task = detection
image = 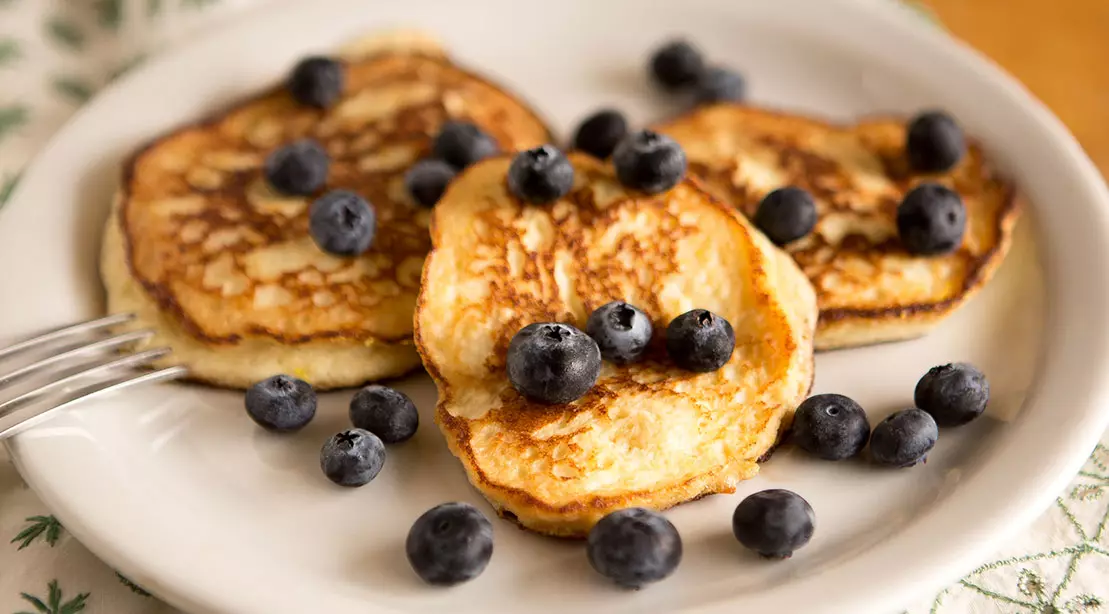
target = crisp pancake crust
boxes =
[655,104,1020,350]
[103,34,551,389]
[415,154,817,537]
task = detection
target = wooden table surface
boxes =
[922,0,1109,175]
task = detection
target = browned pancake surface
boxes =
[121,51,551,348]
[656,104,1019,349]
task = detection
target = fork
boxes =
[0,313,186,440]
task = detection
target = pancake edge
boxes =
[101,193,423,390]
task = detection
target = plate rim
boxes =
[4,0,1109,612]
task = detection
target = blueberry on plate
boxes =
[586,301,653,365]
[754,186,818,246]
[264,139,330,196]
[665,309,735,372]
[732,489,815,559]
[869,408,938,468]
[432,121,499,171]
[612,130,688,194]
[587,507,682,588]
[406,502,494,586]
[286,56,344,109]
[350,384,419,443]
[506,322,601,404]
[244,374,316,432]
[792,393,870,461]
[405,159,456,208]
[906,110,966,173]
[572,109,629,160]
[308,189,376,256]
[320,428,385,487]
[914,363,990,427]
[694,66,746,105]
[649,39,705,91]
[506,145,575,204]
[896,183,966,255]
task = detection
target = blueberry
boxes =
[587,508,682,588]
[792,394,870,461]
[612,130,688,194]
[906,111,966,173]
[432,121,499,170]
[869,408,938,468]
[732,489,815,559]
[350,384,419,443]
[506,145,575,204]
[506,323,601,404]
[665,309,735,372]
[694,67,746,105]
[244,374,316,432]
[896,183,966,255]
[320,428,385,487]
[586,301,653,365]
[405,159,456,208]
[286,56,344,109]
[914,363,990,427]
[406,502,494,586]
[650,39,705,91]
[308,190,376,256]
[754,186,818,246]
[263,139,330,196]
[572,109,629,160]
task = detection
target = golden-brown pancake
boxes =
[101,33,551,389]
[415,153,816,537]
[655,104,1019,349]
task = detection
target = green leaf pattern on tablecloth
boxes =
[108,54,147,82]
[0,105,28,144]
[0,173,19,209]
[51,76,95,104]
[1,1,1109,612]
[11,515,63,550]
[915,444,1109,613]
[45,19,85,52]
[17,580,88,614]
[93,0,124,31]
[114,573,151,599]
[0,39,20,66]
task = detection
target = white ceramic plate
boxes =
[3,0,1109,612]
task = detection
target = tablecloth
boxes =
[1,1,1107,612]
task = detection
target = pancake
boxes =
[101,32,551,389]
[655,104,1019,350]
[415,153,817,537]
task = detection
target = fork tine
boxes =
[0,347,171,418]
[0,329,155,388]
[0,366,187,439]
[0,313,136,362]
